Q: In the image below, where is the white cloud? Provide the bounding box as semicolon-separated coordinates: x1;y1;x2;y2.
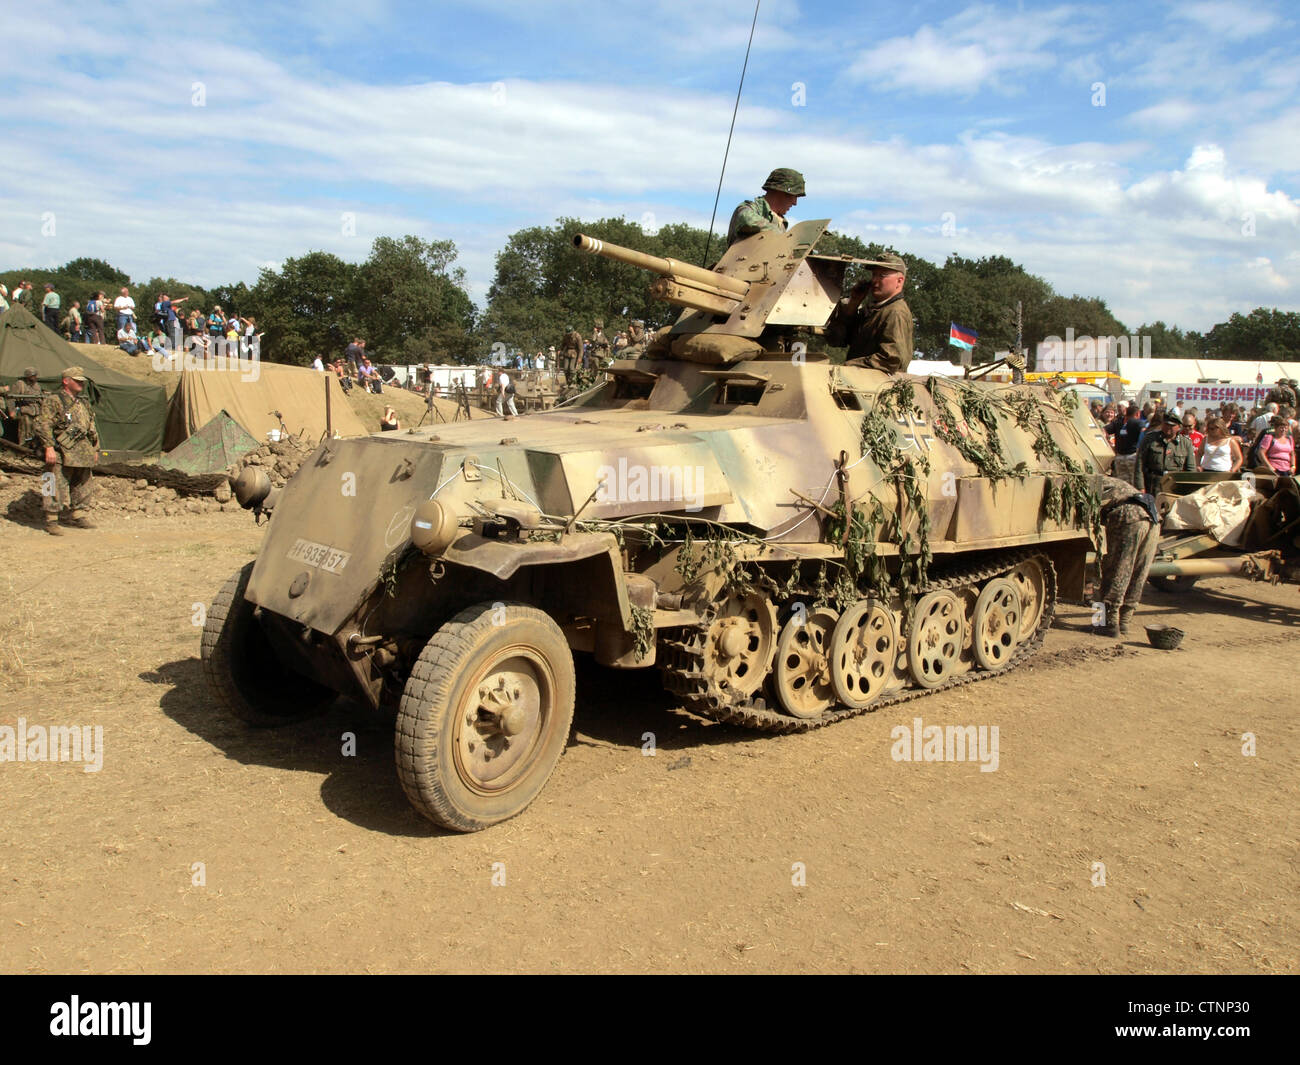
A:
2;1;1297;336
1170;0;1281;41
1125;98;1202;130
847;4;1090;95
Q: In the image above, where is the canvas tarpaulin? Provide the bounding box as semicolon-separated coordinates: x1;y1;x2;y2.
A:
0;304;166;455
163;360;369;450
159;410;261;475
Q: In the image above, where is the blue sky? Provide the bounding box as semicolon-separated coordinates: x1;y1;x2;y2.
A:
2;0;1297;333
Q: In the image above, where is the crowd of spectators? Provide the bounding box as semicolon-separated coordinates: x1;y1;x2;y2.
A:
0;281;262;362
1091;385;1298;486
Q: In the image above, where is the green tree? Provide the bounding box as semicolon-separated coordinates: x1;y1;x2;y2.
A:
354;235;477;362
1133;320;1204;359
62;257;131;287
1204;308;1300;360
245;251;361;366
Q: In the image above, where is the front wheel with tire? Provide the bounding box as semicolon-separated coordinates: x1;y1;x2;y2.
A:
395;602;576;832
200;562;335;726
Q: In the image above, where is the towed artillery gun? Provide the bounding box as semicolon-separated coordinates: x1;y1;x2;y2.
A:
203;219;1111;831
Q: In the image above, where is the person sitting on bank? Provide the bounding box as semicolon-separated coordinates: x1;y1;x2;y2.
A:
379;406;400;432
823;252;913;374
117;321;148;356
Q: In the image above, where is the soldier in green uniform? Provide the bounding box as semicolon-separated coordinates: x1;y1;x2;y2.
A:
726;168;806;246
824;252;914;374
1133;411;1196;492
33;366;99;535
590;322;611;367
1092;475;1160;637
559;326;583;383
7;367;44;451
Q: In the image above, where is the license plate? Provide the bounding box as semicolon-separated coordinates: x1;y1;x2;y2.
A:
287;538;351;574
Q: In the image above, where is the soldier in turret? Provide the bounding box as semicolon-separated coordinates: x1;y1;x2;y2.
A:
727;168;806;246
33;366;99;535
824;253;914;374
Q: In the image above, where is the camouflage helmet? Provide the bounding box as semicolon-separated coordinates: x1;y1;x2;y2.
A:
21;366;37;378
762;167;806;197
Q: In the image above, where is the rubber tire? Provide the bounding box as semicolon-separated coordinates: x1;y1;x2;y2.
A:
201;562;334;727
395;602;576;832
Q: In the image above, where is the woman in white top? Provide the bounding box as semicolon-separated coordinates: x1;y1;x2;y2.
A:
1197;416;1243;472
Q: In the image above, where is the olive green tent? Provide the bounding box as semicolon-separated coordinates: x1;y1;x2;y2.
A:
0;304;166;455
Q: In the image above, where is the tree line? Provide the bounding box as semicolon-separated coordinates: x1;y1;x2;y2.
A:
5;223;1298;366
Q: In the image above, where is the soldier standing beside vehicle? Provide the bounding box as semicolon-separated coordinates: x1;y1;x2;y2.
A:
590;323;611;367
1092;475;1160;638
8;367;44;451
824;253;914;374
559;327;583;383
727;168;806;246
1133;411;1196;492
33;367;99;535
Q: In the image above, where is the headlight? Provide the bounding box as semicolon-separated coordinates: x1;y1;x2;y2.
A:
411;499;461;555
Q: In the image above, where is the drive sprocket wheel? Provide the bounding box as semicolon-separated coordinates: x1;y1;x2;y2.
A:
699;591;779;701
829;599;899;709
772;607;838;719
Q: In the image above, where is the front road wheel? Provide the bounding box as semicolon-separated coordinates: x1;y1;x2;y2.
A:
395;602;576;832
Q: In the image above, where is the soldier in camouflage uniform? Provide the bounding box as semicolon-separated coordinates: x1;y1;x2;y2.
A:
559;327;583;383
1092;475;1160;637
33;366;99;535
7;367;44;451
824;252;914;374
726;167;806;247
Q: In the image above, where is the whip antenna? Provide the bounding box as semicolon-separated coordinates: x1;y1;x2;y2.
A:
701;0;761;267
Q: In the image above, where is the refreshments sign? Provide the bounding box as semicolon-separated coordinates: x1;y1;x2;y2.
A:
1143;383;1271;405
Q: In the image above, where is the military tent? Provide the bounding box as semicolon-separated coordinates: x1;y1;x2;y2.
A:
0;304;166;455
159;410;261;475
162;359;369;450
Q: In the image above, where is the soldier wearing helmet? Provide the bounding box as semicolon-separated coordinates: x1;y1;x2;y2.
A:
726;168;806;246
7;366;44;451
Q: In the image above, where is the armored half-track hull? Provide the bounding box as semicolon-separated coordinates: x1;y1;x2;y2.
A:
203;352;1108;830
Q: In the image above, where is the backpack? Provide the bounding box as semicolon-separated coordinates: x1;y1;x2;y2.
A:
1246;432;1272;470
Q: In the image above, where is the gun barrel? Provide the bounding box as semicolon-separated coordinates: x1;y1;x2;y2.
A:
572;234;749;297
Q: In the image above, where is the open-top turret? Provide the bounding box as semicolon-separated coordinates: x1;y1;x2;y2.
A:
202;223;1111;831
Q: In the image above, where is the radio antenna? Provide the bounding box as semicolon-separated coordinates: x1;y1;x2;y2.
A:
701;0;761;267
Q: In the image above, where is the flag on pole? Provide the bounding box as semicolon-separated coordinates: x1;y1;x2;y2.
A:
949;323;978;350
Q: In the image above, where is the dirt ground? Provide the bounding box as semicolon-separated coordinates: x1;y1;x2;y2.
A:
1;479;1297;974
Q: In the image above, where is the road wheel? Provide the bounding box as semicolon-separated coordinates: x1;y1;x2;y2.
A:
201;562;334;726
395;602;575;832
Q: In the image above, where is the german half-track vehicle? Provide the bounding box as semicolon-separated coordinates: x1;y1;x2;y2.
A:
202;219;1111;831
